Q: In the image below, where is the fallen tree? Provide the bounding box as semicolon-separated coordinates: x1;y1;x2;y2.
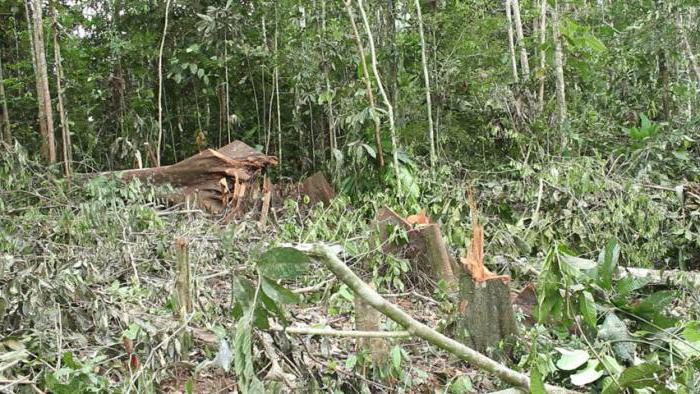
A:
304;244;580;394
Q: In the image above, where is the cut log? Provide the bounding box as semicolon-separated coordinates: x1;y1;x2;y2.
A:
114;141;277;220
373;206;458;292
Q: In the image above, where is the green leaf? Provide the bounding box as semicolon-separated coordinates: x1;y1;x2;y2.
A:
391;345;402;370
570;360;604;387
529;365;546;394
555;348;590;371
579;291;597;327
682;321;700;342
617;363;663;389
615;276;650;298
261;276;301;304
346;354;357;369
231;274;256;310
258;247;311;279
448;375;473;394
597;239;620;290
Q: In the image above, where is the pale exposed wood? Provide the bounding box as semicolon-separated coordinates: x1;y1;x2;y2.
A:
374;206;458;292
117;141;277;215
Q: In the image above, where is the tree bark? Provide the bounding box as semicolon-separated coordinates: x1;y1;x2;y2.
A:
156;0;172;166
0;51;10;145
511;0;530;79
505;0;519;83
551;1;567;130
537;0;547;111
30;0;56;163
342;0;385;168
356;0;400;184
414;0;436;168
51;1;72;176
676;14;700;86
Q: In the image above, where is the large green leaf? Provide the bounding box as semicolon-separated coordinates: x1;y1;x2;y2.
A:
570;360;604;387
555;348;590;371
617;363;663;389
579;291;597;327
261;276;301;304
597;239;620;290
258;247;311;279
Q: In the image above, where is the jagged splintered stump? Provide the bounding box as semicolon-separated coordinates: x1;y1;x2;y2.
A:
456;203;518;357
373;206;458;293
373;205;518;357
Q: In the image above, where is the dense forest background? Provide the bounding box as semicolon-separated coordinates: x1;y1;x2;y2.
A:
1;0;700;392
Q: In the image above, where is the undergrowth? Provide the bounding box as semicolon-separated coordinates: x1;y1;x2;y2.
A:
1;144;699;393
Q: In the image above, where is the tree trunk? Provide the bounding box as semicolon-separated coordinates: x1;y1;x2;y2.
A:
537;0;547;111
505;0;519;83
51;1;72;176
551;1;567;130
156;0;172;166
30;0;56;163
343;0;385;168
676;14;700;86
414;0;436;168
511;0;530;79
356;0;400;184
0;52;10;145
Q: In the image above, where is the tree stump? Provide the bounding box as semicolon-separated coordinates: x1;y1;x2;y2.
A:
454;201;518;357
373;206;458;293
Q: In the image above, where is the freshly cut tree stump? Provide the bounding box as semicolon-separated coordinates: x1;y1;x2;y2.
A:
373;206;458;293
455;201;518;357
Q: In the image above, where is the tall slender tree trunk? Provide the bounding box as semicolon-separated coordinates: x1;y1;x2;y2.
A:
676;14;700;86
224;28;232;144
343;0;385;168
274;6;282;166
0;52;10;145
505;0;519;83
511;0;530;79
414;0;436;168
356;0;400;184
538;0;547;111
30;0;56;163
156;0;172;166
51;1;72;176
321;0;337;157
551;2;567;130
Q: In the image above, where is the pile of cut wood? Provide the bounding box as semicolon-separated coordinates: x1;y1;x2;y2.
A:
116;141;335;223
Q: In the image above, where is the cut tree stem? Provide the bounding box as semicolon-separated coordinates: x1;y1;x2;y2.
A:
307;244;579;394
